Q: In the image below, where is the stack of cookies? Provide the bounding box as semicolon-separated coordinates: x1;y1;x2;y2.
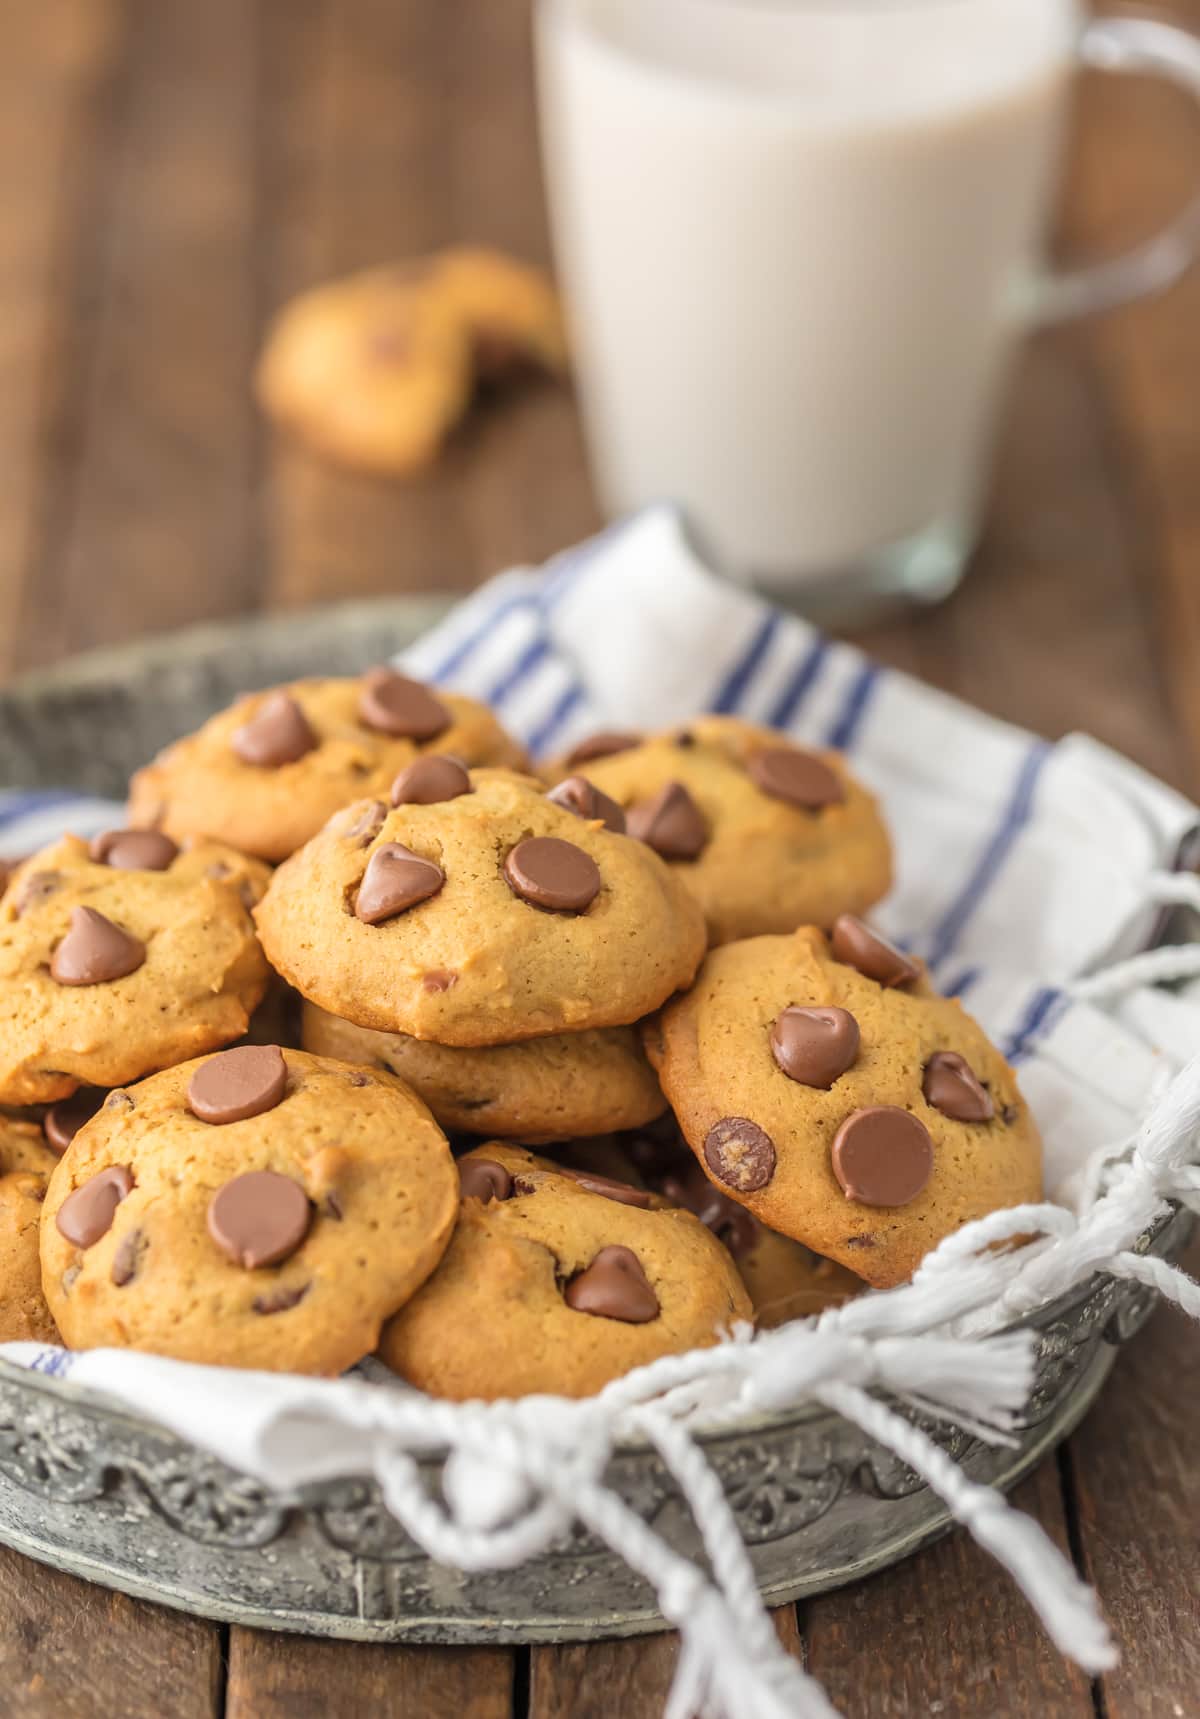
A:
0;670;1044;1397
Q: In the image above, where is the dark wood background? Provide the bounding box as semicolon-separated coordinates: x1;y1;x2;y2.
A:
1;1;1198;1713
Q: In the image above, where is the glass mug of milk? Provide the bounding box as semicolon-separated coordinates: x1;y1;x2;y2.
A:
537;0;1200;613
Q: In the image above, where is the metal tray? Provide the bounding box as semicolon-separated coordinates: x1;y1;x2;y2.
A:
0;602;1188;1642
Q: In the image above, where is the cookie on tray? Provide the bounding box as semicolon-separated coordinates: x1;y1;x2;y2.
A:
301;1001;666;1141
548;715;891;946
0;835;271;1106
433;246;568;378
40;1047;458;1375
379;1143;750;1399
255;268;473;474
255;767;706;1045
127;670;528;863
646;920;1043;1288
0;1115;61;1343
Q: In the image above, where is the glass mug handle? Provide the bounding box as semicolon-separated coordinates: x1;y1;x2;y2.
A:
1033;15;1200;323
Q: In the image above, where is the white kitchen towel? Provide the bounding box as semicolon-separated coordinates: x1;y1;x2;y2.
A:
4;505;1200;1719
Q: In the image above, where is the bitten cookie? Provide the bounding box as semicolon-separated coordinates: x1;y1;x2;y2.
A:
127;670;528;862
0;1116;60;1343
647;920;1043;1287
549;715;891;945
379;1143;750;1399
255;269;473;474
301;1001;666;1141
40;1047;458;1374
256;767;706;1045
0;835;270;1105
433;246;568;378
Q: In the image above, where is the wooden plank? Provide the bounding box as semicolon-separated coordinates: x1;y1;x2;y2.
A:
19;0;263;669
0;1547;220;1719
803;1463;1093;1717
1070;1232;1200;1718
225;1630;512;1719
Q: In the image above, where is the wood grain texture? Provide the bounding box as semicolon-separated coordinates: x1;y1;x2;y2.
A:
0;1547;221;1719
226;1630;513;1719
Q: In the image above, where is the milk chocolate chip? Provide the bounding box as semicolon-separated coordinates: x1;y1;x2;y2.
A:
232;692;318;767
831;1106;933;1206
355;843;445;924
188;1045;288;1125
748;747;845;810
703;1117;777;1193
358;669;449;741
391;754;472;806
43;1088;105;1154
830;915;920;988
89;829;180;871
627;782;707;861
565;731;641;766
546;775;626;834
770;1006;860;1089
56;1165;134;1248
110;1227;146;1286
345;801;387;846
565;1245;660;1323
458;1158;513;1204
503;837;601;913
656;1157;762;1260
51;907;146;986
922;1051;995;1123
207;1170;312;1269
561;1169;653;1209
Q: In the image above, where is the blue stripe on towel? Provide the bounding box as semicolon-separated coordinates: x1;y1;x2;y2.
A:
527;682;586;759
924;740;1050;971
767;636;830;730
484;633;552;709
426;593;538;684
711;611;783;714
942;965;981;1000
824;662;881;751
1003;985;1066;1063
0;790;91;831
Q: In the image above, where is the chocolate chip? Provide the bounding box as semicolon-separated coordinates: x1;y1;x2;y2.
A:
252;1283;310;1315
13;869;62;917
546;776;626;834
748;747;845;810
188;1045;288;1125
345;1072;371;1089
565;731;641;766
50;907;146;987
1001;1103;1019;1126
560;1169;653;1209
627;782;707;861
358;669;449;741
829;915;920;988
770;1006;860;1089
346;801;387;846
831;1106;933;1206
355;843;445;924
703;1118;777;1192
923;1051;995;1123
458;1158;513;1204
89;829;180;871
105;1090;135;1113
56;1165;134;1247
674;731;697;749
231;692;318;767
565;1245;659;1323
110;1227;146;1286
390;754;471;806
207;1170;312;1269
647;1153;763;1258
422;969;458;993
43;1088;106;1153
503;837;601;913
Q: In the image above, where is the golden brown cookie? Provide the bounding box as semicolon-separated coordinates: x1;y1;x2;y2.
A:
379;1143;750;1399
0;835;271;1106
40;1047;458;1374
433;246;568;378
0;1115;60;1343
256;767;706;1045
127;670;528;863
549;716;892;946
255;269;472;474
648;921;1042;1288
301;1001;665;1141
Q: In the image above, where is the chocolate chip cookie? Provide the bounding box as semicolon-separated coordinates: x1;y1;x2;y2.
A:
0;1115;60;1342
647;922;1042;1287
549;715;892;945
433;246;568;378
0;835;271;1106
127;671;528;864
379;1143;750;1399
301;1001;666;1141
255;768;707;1045
40;1047;458;1374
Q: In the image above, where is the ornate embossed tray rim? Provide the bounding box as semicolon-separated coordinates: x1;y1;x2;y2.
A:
0;600;1189;1643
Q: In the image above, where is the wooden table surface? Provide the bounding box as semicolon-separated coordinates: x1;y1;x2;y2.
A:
2;1;1199;1713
